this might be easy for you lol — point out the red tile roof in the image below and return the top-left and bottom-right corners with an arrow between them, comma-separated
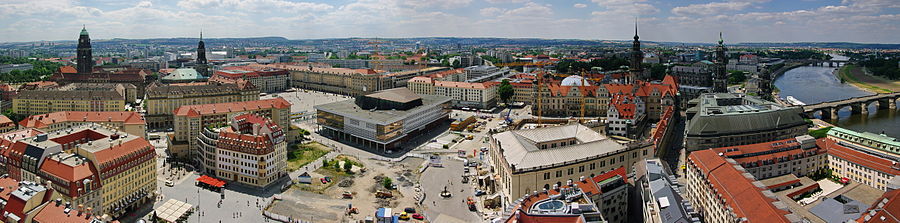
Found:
593,166 -> 628,186
58,66 -> 77,74
19,111 -> 145,129
858,189 -> 900,223
91,136 -> 152,166
821,138 -> 900,175
214,65 -> 289,79
434,80 -> 498,90
545,84 -> 600,97
0,177 -> 20,202
39,158 -> 97,183
33,201 -> 99,223
651,106 -> 674,145
710,137 -> 825,168
173,98 -> 291,118
505,211 -> 586,223
688,149 -> 793,223
0,115 -> 12,126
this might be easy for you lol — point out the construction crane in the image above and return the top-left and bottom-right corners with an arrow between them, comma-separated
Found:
367,38 -> 387,55
494,61 -> 554,125
493,61 -> 552,67
579,70 -> 587,123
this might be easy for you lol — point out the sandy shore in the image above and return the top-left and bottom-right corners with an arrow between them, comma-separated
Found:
834,65 -> 900,93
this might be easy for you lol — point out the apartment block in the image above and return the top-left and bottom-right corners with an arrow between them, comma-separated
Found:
19,111 -> 146,138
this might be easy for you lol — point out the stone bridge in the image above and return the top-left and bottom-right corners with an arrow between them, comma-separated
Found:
801,93 -> 900,119
804,58 -> 850,67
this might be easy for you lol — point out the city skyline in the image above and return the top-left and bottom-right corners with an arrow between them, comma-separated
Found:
1,0 -> 898,43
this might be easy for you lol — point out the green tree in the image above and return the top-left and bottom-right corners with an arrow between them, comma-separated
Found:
382,177 -> 393,189
481,55 -> 500,64
648,63 -> 668,80
728,71 -> 747,84
452,60 -> 461,68
343,161 -> 353,173
497,79 -> 514,103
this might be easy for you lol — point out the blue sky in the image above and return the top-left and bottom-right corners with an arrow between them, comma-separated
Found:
1,0 -> 898,43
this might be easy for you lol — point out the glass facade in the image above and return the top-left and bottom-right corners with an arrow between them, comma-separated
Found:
376,120 -> 404,141
317,110 -> 344,129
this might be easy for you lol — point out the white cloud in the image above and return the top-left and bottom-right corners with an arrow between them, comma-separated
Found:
480,7 -> 506,16
591,0 -> 647,7
671,2 -> 752,16
485,0 -> 527,3
502,2 -> 553,18
176,0 -> 334,12
574,3 -> 587,8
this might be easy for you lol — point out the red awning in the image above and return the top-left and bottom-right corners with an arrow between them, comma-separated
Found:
196,175 -> 226,188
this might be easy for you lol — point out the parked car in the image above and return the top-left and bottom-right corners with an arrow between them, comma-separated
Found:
320,178 -> 328,184
399,212 -> 410,220
412,213 -> 425,220
474,189 -> 486,196
165,180 -> 174,187
463,167 -> 470,173
404,207 -> 416,213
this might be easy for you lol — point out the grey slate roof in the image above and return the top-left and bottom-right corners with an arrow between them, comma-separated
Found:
493,124 -> 627,171
314,94 -> 450,125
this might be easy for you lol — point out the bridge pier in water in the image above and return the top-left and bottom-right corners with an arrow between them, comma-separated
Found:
851,103 -> 868,115
802,93 -> 900,120
879,98 -> 897,110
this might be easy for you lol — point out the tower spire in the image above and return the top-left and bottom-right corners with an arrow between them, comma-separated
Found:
633,17 -> 639,40
718,32 -> 723,45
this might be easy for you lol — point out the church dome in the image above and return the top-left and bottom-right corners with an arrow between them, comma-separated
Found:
561,75 -> 591,86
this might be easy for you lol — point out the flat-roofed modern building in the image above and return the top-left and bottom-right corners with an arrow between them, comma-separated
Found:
708,135 -> 826,180
315,88 -> 450,152
489,124 -> 654,206
685,93 -> 807,152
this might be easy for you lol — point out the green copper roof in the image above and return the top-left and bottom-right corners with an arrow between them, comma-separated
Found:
80,27 -> 89,36
827,127 -> 900,152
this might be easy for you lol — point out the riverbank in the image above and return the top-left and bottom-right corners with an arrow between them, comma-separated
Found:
835,65 -> 898,93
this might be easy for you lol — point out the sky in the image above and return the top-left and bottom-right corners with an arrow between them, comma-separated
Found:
0,0 -> 898,43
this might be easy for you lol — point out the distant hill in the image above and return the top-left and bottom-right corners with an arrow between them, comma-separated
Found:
2,37 -> 899,49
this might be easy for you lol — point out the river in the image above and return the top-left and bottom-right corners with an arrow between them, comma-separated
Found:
774,61 -> 899,137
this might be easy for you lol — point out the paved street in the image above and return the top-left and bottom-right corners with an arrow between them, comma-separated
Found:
152,171 -> 283,223
420,157 -> 481,222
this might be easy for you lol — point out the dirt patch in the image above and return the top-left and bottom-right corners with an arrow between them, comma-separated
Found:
840,65 -> 900,93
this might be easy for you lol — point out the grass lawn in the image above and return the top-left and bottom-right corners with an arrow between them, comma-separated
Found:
287,142 -> 331,171
838,65 -> 894,93
808,126 -> 833,139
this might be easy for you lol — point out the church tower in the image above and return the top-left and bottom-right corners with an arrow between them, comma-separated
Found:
195,32 -> 210,76
629,21 -> 644,84
713,32 -> 728,93
76,26 -> 93,75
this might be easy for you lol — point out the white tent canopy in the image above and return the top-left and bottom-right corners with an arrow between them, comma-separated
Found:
155,199 -> 193,223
